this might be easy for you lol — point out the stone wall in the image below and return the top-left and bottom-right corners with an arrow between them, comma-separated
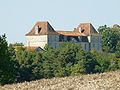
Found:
48,35 -> 59,48
25,35 -> 48,49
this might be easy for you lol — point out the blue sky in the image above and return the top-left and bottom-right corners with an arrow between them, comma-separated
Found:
0,0 -> 120,43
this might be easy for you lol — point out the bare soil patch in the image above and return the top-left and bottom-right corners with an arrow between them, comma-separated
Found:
1,71 -> 120,90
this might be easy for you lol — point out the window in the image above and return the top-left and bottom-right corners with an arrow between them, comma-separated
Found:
79,27 -> 85,33
81,29 -> 85,33
35,26 -> 41,34
38,27 -> 41,33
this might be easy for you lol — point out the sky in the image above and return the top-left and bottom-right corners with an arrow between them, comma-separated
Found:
0,0 -> 120,43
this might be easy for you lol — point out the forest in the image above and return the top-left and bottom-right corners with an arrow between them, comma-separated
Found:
0,24 -> 120,85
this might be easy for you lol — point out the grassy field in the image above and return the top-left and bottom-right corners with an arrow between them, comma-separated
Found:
1,71 -> 120,90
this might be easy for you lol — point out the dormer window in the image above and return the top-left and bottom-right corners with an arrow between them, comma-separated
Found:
35,26 -> 41,34
81,29 -> 85,33
79,27 -> 84,33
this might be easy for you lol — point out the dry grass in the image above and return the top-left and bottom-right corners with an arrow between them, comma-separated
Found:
1,71 -> 120,90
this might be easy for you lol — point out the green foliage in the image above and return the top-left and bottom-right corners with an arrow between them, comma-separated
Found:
0,35 -> 16,85
32,52 -> 43,79
98,24 -> 120,53
58,42 -> 82,65
115,41 -> 120,58
84,52 -> 98,73
1,30 -> 120,85
70,63 -> 85,76
42,47 -> 57,78
11,42 -> 24,46
98,25 -> 108,34
15,48 -> 44,81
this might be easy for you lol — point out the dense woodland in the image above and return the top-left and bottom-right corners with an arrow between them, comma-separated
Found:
0,24 -> 120,85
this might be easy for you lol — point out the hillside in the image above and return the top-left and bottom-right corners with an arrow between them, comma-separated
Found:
1,71 -> 120,90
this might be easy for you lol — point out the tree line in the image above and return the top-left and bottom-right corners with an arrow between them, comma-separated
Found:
0,24 -> 120,85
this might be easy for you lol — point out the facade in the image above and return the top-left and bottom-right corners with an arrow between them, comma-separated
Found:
25,21 -> 102,51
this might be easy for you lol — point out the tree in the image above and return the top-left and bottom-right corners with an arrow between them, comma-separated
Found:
74,49 -> 86,74
91,50 -> 113,73
70,62 -> 86,76
56,43 -> 83,76
84,51 -> 98,74
32,52 -> 43,79
0,35 -> 16,85
115,41 -> 120,58
41,47 -> 58,78
98,25 -> 108,33
58,42 -> 82,66
15,47 -> 35,81
98,25 -> 120,52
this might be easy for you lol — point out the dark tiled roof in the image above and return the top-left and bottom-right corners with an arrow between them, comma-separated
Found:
74,23 -> 98,36
26,21 -> 58,36
26,22 -> 98,37
57,31 -> 83,36
57,23 -> 98,36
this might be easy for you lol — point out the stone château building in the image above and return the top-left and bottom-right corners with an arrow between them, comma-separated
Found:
25,21 -> 102,51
